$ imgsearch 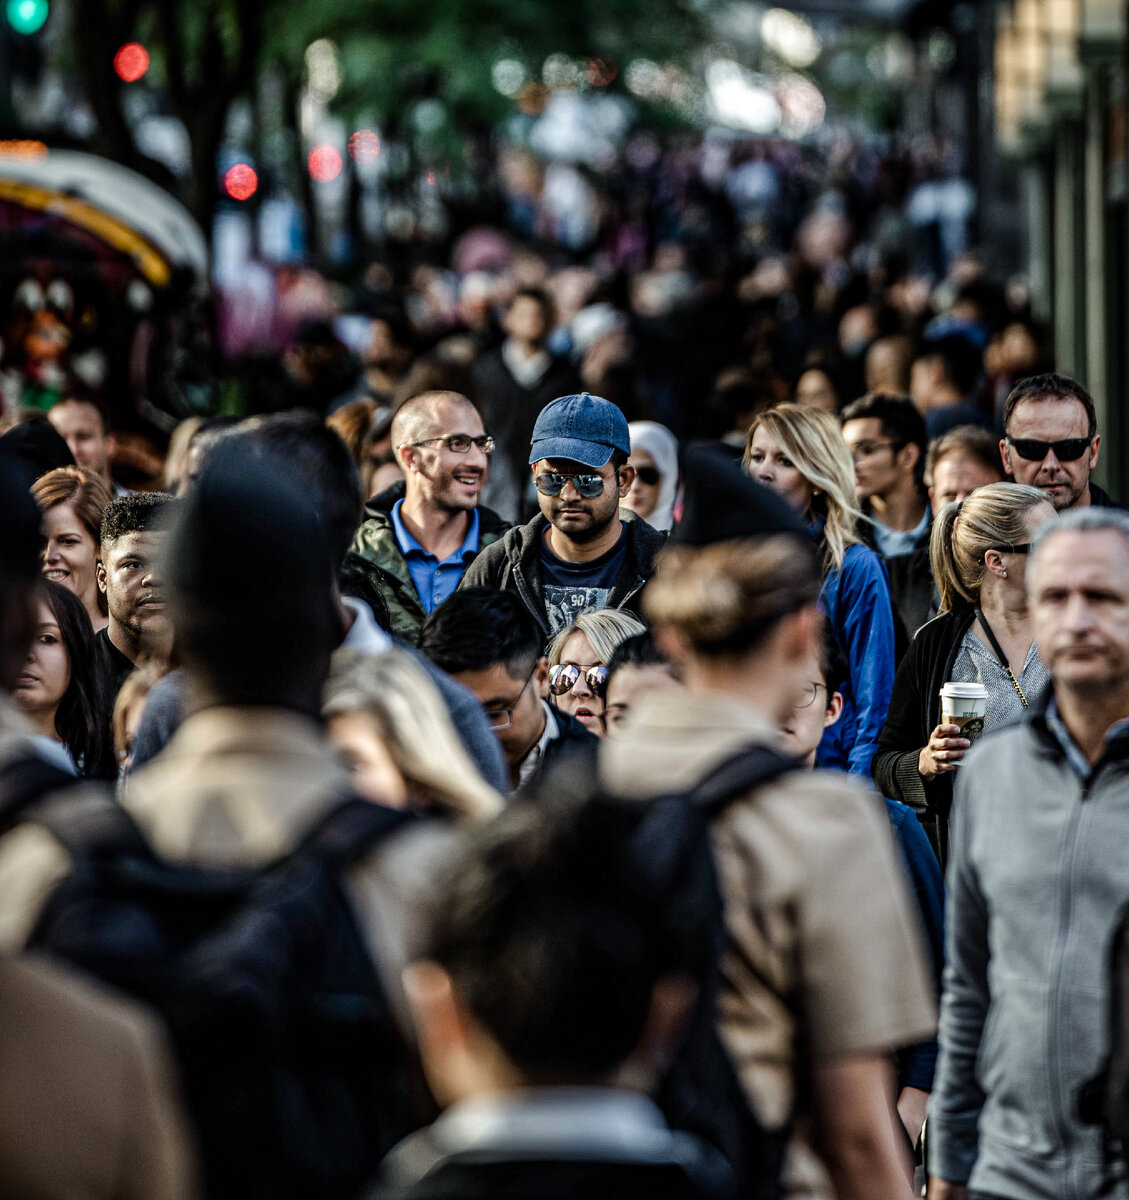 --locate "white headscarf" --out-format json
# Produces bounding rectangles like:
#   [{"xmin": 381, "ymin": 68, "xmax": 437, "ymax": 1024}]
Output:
[{"xmin": 627, "ymin": 421, "xmax": 680, "ymax": 532}]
